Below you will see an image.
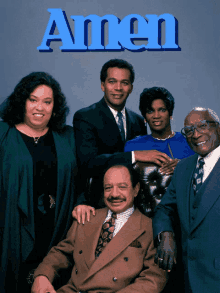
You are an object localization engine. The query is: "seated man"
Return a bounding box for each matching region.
[32,163,167,293]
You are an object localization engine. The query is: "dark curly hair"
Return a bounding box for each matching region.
[139,87,175,117]
[100,59,135,84]
[1,72,69,131]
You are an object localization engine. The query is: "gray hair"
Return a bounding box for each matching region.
[190,107,220,123]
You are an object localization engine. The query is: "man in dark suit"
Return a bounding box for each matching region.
[153,107,220,293]
[73,59,146,170]
[73,60,171,219]
[31,163,167,293]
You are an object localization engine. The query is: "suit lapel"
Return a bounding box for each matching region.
[126,109,136,141]
[176,155,198,232]
[126,109,133,141]
[190,158,220,234]
[98,98,124,146]
[181,155,198,231]
[81,208,108,269]
[83,209,145,282]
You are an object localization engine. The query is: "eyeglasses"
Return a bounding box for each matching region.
[181,120,219,138]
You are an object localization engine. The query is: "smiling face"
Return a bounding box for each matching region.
[185,110,220,157]
[145,99,172,137]
[101,67,133,111]
[103,166,140,214]
[24,85,54,129]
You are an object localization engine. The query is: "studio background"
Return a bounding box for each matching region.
[1,0,219,132]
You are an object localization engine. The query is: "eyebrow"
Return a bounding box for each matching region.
[148,106,166,111]
[30,95,53,100]
[107,77,130,82]
[104,182,129,186]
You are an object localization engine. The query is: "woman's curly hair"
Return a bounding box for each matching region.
[1,72,69,131]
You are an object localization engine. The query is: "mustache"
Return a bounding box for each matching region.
[107,197,125,202]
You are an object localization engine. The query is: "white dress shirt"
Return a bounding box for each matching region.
[108,105,136,163]
[104,206,134,237]
[197,144,220,182]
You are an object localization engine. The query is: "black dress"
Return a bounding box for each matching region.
[17,130,57,291]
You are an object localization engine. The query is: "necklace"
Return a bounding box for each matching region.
[33,137,41,144]
[152,131,175,141]
[16,123,48,144]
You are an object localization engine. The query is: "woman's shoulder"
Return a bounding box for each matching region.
[171,132,195,157]
[55,125,73,136]
[124,135,151,151]
[0,121,10,134]
[172,132,189,143]
[0,122,11,144]
[53,125,75,145]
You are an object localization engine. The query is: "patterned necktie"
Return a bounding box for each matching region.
[95,212,117,258]
[192,158,205,195]
[117,111,125,142]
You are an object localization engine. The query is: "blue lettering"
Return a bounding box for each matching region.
[71,15,121,51]
[119,14,149,51]
[37,9,75,52]
[145,14,179,50]
[37,9,180,52]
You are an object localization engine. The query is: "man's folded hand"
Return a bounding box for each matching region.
[154,231,177,272]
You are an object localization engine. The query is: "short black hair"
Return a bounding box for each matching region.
[1,72,69,131]
[102,163,141,209]
[100,59,135,84]
[139,87,175,117]
[85,158,142,209]
[103,163,140,188]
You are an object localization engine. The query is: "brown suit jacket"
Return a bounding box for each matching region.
[34,208,167,293]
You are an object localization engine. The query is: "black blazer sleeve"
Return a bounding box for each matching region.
[73,99,146,191]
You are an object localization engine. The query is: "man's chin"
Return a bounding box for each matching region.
[192,145,210,157]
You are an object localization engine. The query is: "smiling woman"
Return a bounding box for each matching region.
[0,72,91,292]
[125,87,194,172]
[24,85,54,128]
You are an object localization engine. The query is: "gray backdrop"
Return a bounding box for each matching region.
[1,0,219,132]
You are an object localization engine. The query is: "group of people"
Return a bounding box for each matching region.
[0,58,219,293]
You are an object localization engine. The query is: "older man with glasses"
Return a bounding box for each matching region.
[153,107,220,293]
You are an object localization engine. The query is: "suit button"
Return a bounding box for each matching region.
[124,257,128,261]
[191,216,195,220]
[75,269,78,274]
[79,250,83,254]
[113,277,117,282]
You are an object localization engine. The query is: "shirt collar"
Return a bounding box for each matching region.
[107,206,134,219]
[198,144,220,165]
[108,105,126,120]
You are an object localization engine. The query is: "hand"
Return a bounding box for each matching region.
[154,232,177,272]
[31,276,56,293]
[159,159,180,175]
[72,205,95,224]
[134,150,171,166]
